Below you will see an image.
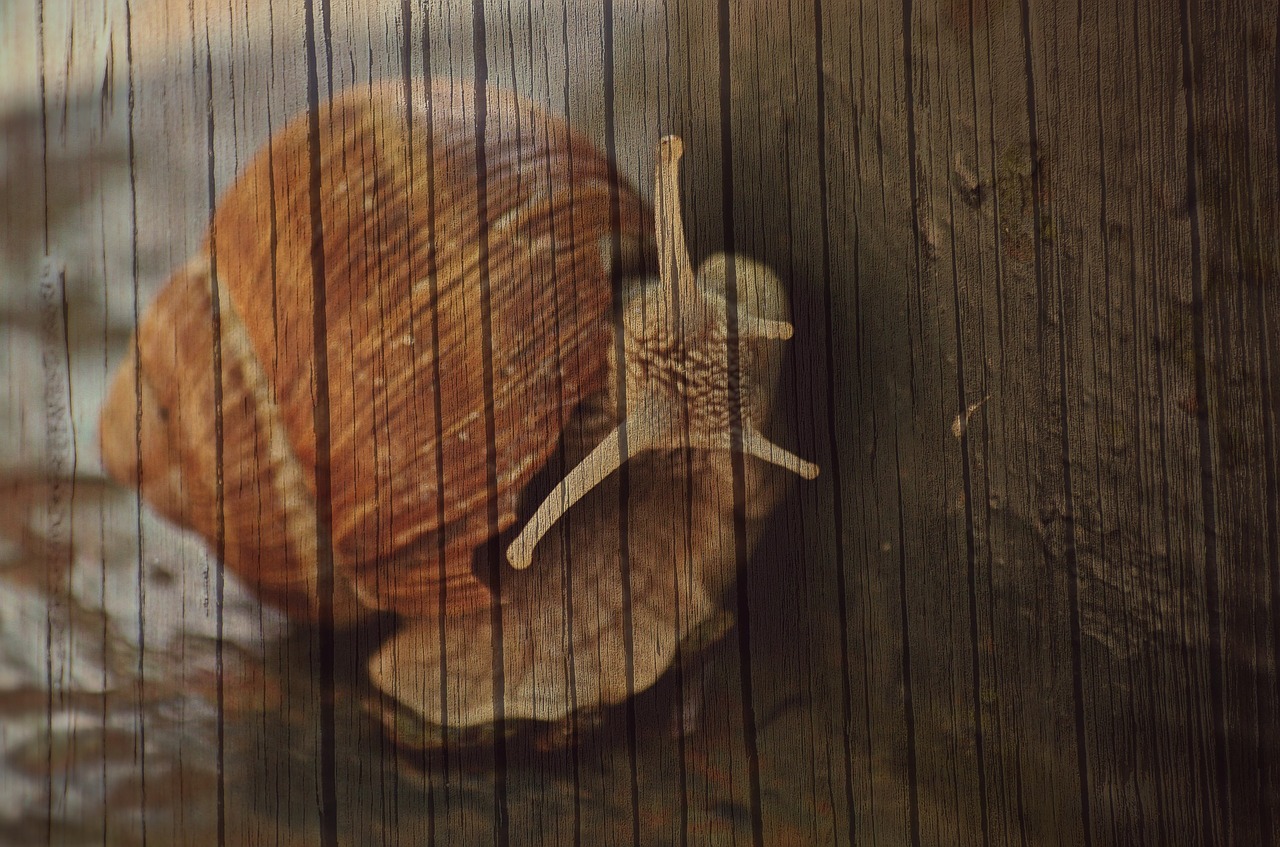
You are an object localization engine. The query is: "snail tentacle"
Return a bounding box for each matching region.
[654,135,696,311]
[739,423,820,479]
[733,311,795,340]
[506,410,660,569]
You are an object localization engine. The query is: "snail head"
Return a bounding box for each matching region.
[506,135,817,570]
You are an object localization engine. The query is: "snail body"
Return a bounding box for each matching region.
[100,78,815,727]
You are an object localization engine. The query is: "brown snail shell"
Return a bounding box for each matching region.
[99,79,650,621]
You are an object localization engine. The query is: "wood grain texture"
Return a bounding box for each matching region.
[727,0,1278,843]
[1,0,1276,844]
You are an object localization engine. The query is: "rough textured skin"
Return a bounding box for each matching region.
[99,80,652,619]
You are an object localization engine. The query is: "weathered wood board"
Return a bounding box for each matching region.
[1,0,1276,844]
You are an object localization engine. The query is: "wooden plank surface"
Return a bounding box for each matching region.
[1,0,1276,844]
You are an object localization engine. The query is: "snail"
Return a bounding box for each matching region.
[98,79,816,728]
